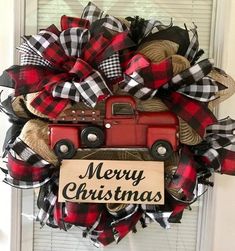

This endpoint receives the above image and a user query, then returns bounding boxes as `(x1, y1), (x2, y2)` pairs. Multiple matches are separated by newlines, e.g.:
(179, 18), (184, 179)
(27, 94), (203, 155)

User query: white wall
(212, 1), (235, 251)
(0, 1), (14, 251)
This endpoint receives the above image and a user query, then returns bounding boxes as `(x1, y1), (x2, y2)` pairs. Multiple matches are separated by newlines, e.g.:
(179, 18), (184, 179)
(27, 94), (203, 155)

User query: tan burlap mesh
(106, 203), (129, 213)
(11, 96), (30, 119)
(209, 69), (235, 107)
(138, 40), (179, 62)
(19, 119), (59, 166)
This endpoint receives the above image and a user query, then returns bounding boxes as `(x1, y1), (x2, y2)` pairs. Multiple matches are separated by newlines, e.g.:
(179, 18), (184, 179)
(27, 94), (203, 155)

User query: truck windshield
(112, 103), (134, 116)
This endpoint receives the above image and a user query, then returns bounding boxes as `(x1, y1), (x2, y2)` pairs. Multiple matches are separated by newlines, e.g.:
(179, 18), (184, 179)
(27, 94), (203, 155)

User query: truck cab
(104, 96), (179, 159)
(49, 96), (179, 160)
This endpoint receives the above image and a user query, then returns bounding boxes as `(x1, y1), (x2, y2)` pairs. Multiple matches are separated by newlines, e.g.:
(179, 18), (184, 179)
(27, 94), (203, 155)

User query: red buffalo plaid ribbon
(125, 54), (173, 88)
(61, 15), (90, 30)
(169, 146), (197, 199)
(63, 202), (104, 227)
(2, 137), (57, 189)
(121, 54), (217, 137)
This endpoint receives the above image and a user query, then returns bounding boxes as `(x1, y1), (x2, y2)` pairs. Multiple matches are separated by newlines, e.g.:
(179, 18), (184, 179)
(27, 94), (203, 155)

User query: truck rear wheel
(54, 139), (76, 159)
(81, 126), (104, 148)
(150, 140), (173, 160)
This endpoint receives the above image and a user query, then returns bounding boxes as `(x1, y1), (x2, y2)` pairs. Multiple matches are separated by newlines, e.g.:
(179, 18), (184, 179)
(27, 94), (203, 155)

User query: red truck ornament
(49, 96), (179, 160)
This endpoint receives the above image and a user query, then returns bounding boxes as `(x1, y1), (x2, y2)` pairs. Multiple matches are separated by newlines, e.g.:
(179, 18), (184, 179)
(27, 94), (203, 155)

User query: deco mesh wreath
(1, 1), (235, 247)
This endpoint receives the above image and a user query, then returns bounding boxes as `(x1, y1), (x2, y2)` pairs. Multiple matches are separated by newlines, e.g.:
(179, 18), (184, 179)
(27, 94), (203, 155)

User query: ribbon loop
(60, 15), (90, 30)
(24, 30), (59, 57)
(81, 1), (104, 24)
(81, 2), (128, 34)
(177, 76), (218, 102)
(166, 58), (214, 90)
(125, 53), (173, 89)
(60, 27), (90, 57)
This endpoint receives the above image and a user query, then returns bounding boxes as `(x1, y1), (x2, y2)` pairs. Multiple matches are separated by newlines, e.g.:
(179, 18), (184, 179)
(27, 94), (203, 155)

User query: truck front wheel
(150, 140), (173, 160)
(81, 126), (104, 148)
(54, 139), (76, 159)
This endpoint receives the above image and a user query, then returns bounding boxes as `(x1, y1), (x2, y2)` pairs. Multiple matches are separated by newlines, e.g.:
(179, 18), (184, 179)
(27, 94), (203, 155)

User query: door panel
(105, 118), (136, 146)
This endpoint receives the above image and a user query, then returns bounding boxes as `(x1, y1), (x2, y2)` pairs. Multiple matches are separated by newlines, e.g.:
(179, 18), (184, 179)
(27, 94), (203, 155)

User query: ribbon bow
(3, 4), (134, 118)
(121, 54), (217, 137)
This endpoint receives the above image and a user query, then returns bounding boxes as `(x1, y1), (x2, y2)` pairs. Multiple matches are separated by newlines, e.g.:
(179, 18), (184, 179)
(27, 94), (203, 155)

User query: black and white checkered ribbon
(52, 71), (112, 107)
(37, 178), (58, 226)
(52, 82), (80, 102)
(206, 117), (235, 136)
(141, 205), (171, 229)
(23, 30), (59, 57)
(18, 33), (57, 67)
(177, 76), (218, 102)
(98, 52), (122, 79)
(81, 2), (128, 33)
(100, 16), (128, 33)
(81, 1), (104, 24)
(165, 58), (214, 90)
(122, 72), (157, 100)
(17, 41), (37, 54)
(122, 58), (217, 102)
(200, 148), (221, 171)
(205, 117), (235, 151)
(20, 53), (52, 67)
(60, 27), (90, 57)
(185, 25), (199, 63)
(195, 117), (235, 171)
(11, 137), (53, 168)
(18, 42), (53, 67)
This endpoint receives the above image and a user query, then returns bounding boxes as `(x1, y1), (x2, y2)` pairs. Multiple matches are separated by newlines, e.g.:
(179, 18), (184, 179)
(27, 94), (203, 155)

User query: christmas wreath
(1, 1), (235, 247)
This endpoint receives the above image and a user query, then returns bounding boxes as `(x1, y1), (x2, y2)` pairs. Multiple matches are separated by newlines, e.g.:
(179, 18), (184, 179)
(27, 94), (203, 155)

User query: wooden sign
(58, 160), (164, 204)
